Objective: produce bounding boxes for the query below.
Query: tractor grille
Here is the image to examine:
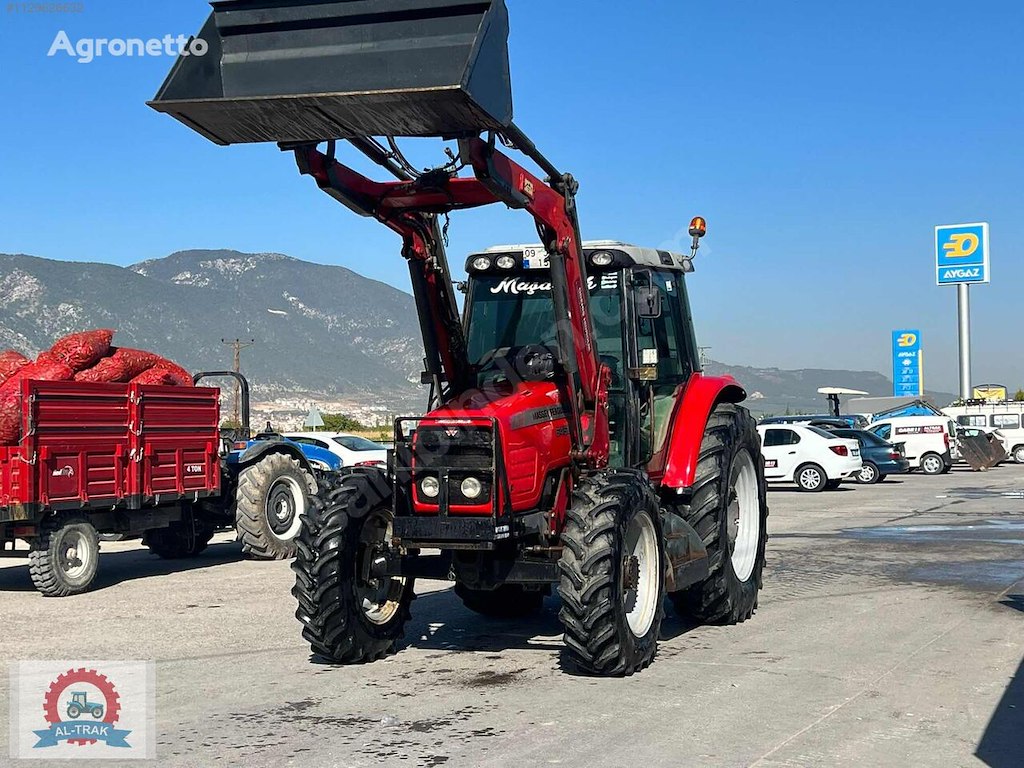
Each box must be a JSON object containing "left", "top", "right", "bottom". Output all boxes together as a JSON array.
[{"left": 413, "top": 425, "right": 494, "bottom": 506}]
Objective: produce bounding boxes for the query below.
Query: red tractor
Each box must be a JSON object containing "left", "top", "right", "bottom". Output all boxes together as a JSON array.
[{"left": 152, "top": 0, "right": 768, "bottom": 675}]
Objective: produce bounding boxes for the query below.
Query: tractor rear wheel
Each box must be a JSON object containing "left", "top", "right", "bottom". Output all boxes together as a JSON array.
[
  {"left": 670, "top": 403, "right": 768, "bottom": 624},
  {"left": 558, "top": 469, "right": 665, "bottom": 676},
  {"left": 236, "top": 453, "right": 315, "bottom": 560},
  {"left": 292, "top": 469, "right": 414, "bottom": 663},
  {"left": 454, "top": 583, "right": 546, "bottom": 618},
  {"left": 28, "top": 516, "right": 100, "bottom": 597}
]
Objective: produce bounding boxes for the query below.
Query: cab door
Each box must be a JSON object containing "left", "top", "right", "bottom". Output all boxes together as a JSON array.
[{"left": 761, "top": 428, "right": 802, "bottom": 479}]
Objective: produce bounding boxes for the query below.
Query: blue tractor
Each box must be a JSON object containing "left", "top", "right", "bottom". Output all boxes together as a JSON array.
[{"left": 142, "top": 372, "right": 339, "bottom": 560}]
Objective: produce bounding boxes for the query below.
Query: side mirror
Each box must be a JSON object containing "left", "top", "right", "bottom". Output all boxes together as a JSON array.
[{"left": 635, "top": 284, "right": 662, "bottom": 319}]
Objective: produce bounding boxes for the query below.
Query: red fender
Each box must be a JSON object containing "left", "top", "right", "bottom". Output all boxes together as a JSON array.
[{"left": 659, "top": 373, "right": 747, "bottom": 490}]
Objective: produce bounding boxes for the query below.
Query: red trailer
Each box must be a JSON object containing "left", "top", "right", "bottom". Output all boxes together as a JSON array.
[{"left": 0, "top": 380, "right": 221, "bottom": 595}]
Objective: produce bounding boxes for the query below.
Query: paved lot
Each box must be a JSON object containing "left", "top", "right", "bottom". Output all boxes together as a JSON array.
[{"left": 2, "top": 466, "right": 1022, "bottom": 767}]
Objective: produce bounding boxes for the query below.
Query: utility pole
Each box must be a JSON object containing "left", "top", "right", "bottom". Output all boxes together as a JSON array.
[{"left": 221, "top": 338, "right": 255, "bottom": 426}]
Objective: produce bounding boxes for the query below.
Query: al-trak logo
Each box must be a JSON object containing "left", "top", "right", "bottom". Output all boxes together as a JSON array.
[{"left": 33, "top": 668, "right": 132, "bottom": 749}]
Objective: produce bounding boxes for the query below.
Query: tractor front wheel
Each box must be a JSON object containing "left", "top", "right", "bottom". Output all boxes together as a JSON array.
[
  {"left": 558, "top": 469, "right": 665, "bottom": 676},
  {"left": 671, "top": 403, "right": 768, "bottom": 625},
  {"left": 292, "top": 469, "right": 414, "bottom": 663},
  {"left": 236, "top": 453, "right": 315, "bottom": 559},
  {"left": 28, "top": 516, "right": 100, "bottom": 597}
]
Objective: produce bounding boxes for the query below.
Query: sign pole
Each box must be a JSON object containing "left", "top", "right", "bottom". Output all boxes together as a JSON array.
[{"left": 957, "top": 283, "right": 971, "bottom": 399}]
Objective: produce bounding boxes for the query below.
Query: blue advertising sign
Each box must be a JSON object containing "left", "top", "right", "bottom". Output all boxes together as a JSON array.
[
  {"left": 935, "top": 222, "right": 989, "bottom": 285},
  {"left": 892, "top": 330, "right": 922, "bottom": 397}
]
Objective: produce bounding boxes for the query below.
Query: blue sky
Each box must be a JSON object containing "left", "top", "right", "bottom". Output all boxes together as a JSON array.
[{"left": 1, "top": 1, "right": 1022, "bottom": 394}]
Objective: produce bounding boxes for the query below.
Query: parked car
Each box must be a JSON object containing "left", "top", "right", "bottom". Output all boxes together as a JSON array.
[
  {"left": 831, "top": 428, "right": 909, "bottom": 484},
  {"left": 760, "top": 414, "right": 869, "bottom": 429},
  {"left": 285, "top": 432, "right": 388, "bottom": 468},
  {"left": 757, "top": 424, "right": 862, "bottom": 492},
  {"left": 865, "top": 416, "right": 954, "bottom": 475}
]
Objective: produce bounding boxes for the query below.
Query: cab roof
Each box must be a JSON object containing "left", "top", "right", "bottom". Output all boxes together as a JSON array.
[{"left": 467, "top": 240, "right": 693, "bottom": 273}]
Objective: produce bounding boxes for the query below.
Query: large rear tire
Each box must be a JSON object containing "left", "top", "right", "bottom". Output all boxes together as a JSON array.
[
  {"left": 454, "top": 583, "right": 546, "bottom": 618},
  {"left": 292, "top": 469, "right": 414, "bottom": 663},
  {"left": 558, "top": 469, "right": 665, "bottom": 676},
  {"left": 236, "top": 453, "right": 315, "bottom": 560},
  {"left": 670, "top": 404, "right": 768, "bottom": 624},
  {"left": 28, "top": 516, "right": 100, "bottom": 597}
]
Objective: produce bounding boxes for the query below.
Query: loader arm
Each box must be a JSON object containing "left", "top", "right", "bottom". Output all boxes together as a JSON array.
[{"left": 292, "top": 136, "right": 608, "bottom": 464}]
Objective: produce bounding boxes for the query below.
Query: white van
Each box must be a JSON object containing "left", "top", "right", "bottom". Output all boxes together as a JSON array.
[
  {"left": 866, "top": 416, "right": 954, "bottom": 475},
  {"left": 943, "top": 402, "right": 1024, "bottom": 464}
]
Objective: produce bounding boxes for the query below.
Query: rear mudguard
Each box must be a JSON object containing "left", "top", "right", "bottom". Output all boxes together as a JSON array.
[
  {"left": 660, "top": 373, "right": 747, "bottom": 491},
  {"left": 231, "top": 440, "right": 315, "bottom": 478}
]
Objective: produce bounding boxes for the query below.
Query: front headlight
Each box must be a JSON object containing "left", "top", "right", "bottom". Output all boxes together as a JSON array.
[
  {"left": 420, "top": 476, "right": 440, "bottom": 498},
  {"left": 461, "top": 476, "right": 483, "bottom": 499},
  {"left": 309, "top": 459, "right": 331, "bottom": 472}
]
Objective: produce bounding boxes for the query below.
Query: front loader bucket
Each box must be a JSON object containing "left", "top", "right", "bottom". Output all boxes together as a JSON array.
[{"left": 148, "top": 0, "right": 512, "bottom": 145}]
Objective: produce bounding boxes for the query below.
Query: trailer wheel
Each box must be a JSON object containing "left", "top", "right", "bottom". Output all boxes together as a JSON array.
[
  {"left": 558, "top": 469, "right": 664, "bottom": 676},
  {"left": 236, "top": 453, "right": 314, "bottom": 560},
  {"left": 454, "top": 583, "right": 546, "bottom": 618},
  {"left": 292, "top": 469, "right": 414, "bottom": 663},
  {"left": 670, "top": 403, "right": 768, "bottom": 625},
  {"left": 28, "top": 516, "right": 100, "bottom": 597}
]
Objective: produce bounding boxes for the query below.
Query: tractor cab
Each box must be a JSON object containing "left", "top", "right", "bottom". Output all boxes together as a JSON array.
[{"left": 463, "top": 242, "right": 701, "bottom": 467}]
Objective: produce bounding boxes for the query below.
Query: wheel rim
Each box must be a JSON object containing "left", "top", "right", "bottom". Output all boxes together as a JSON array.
[
  {"left": 266, "top": 476, "right": 305, "bottom": 538},
  {"left": 1014, "top": 447, "right": 1024, "bottom": 464},
  {"left": 622, "top": 510, "right": 659, "bottom": 638},
  {"left": 357, "top": 510, "right": 407, "bottom": 626},
  {"left": 923, "top": 456, "right": 941, "bottom": 473},
  {"left": 727, "top": 450, "right": 760, "bottom": 582},
  {"left": 858, "top": 464, "right": 876, "bottom": 482},
  {"left": 59, "top": 530, "right": 92, "bottom": 579},
  {"left": 799, "top": 467, "right": 821, "bottom": 489}
]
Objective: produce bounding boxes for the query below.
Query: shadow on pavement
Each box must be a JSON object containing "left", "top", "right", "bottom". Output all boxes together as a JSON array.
[
  {"left": 307, "top": 586, "right": 700, "bottom": 676},
  {"left": 976, "top": 654, "right": 1024, "bottom": 767},
  {"left": 998, "top": 594, "right": 1024, "bottom": 614},
  {"left": 0, "top": 541, "right": 245, "bottom": 593}
]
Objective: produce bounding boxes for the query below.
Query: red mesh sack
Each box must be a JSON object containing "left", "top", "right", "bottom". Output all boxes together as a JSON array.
[
  {"left": 0, "top": 351, "right": 30, "bottom": 385},
  {"left": 48, "top": 329, "right": 114, "bottom": 372},
  {"left": 75, "top": 348, "right": 161, "bottom": 383},
  {"left": 130, "top": 363, "right": 193, "bottom": 387},
  {"left": 0, "top": 391, "right": 22, "bottom": 444},
  {"left": 0, "top": 359, "right": 75, "bottom": 393}
]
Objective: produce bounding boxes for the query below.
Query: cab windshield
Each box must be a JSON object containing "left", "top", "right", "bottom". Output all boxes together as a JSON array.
[{"left": 465, "top": 273, "right": 625, "bottom": 384}]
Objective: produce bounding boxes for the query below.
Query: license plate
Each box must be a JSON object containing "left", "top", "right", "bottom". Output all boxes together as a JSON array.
[
  {"left": 523, "top": 248, "right": 549, "bottom": 269},
  {"left": 764, "top": 459, "right": 778, "bottom": 469}
]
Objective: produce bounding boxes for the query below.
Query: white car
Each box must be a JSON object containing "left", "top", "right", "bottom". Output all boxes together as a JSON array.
[
  {"left": 285, "top": 432, "right": 388, "bottom": 468},
  {"left": 757, "top": 424, "right": 862, "bottom": 492}
]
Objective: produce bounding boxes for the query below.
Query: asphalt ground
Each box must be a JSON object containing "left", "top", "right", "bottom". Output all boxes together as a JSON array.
[{"left": 2, "top": 464, "right": 1022, "bottom": 767}]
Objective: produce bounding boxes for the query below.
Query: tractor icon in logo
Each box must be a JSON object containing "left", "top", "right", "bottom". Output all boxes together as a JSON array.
[{"left": 66, "top": 691, "right": 104, "bottom": 720}]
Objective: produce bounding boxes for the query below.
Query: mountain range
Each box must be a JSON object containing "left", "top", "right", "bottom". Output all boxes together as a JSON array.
[{"left": 0, "top": 249, "right": 954, "bottom": 418}]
